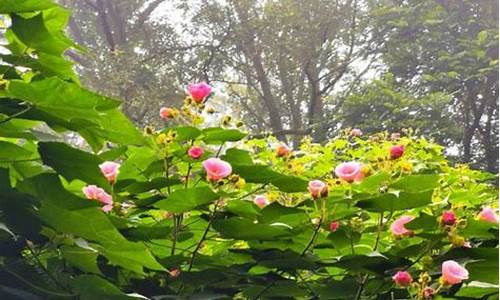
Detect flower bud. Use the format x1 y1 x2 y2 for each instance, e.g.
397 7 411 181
392 271 412 287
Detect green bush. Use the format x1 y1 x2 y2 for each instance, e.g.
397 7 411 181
0 1 497 299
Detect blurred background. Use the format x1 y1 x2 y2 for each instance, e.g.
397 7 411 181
59 0 498 172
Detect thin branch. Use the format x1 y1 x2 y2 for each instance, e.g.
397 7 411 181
0 105 32 125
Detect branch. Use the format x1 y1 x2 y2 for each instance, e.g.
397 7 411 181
134 0 166 29
0 105 31 125
95 0 115 51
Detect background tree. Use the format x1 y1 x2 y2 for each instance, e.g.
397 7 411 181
369 0 499 171
61 0 187 126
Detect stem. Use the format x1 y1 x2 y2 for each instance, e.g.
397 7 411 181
186 203 219 272
235 183 268 201
164 158 171 195
0 105 31 125
355 211 385 300
301 216 323 256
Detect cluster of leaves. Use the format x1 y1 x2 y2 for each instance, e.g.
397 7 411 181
0 1 498 300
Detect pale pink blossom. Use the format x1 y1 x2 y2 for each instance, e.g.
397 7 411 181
478 207 498 223
390 215 414 237
99 161 120 184
335 162 363 182
308 180 328 199
202 158 232 181
254 195 269 208
187 82 212 103
82 185 113 213
442 260 468 285
350 128 363 137
392 271 412 287
188 146 204 159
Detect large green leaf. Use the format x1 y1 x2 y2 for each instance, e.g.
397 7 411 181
5 77 144 149
10 13 71 55
232 164 308 192
202 127 247 143
71 275 135 300
60 245 102 275
98 242 166 274
154 186 219 213
0 141 37 162
38 142 109 188
390 174 439 193
356 191 433 212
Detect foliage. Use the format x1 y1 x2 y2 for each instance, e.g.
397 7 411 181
0 1 498 300
371 0 499 172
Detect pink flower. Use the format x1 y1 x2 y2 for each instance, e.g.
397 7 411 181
254 195 269 208
82 185 113 213
202 158 232 181
329 221 339 232
392 271 412 287
308 180 328 199
390 133 401 140
169 268 180 278
441 260 468 285
99 161 120 184
391 215 414 237
441 210 457 226
276 144 291 157
335 162 363 182
188 146 204 159
422 287 435 299
390 145 405 159
187 82 212 103
159 107 175 119
350 128 363 137
478 207 498 223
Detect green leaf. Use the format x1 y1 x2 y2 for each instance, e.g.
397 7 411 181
10 13 71 55
455 281 498 298
98 242 166 274
154 186 219 213
38 203 126 245
202 127 247 143
60 245 102 275
0 141 36 161
5 77 144 149
225 200 260 219
38 142 109 188
390 174 439 193
0 0 56 14
353 172 391 194
406 213 436 230
232 164 308 192
212 217 293 240
71 275 135 300
172 126 202 141
221 148 253 165
356 191 433 212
